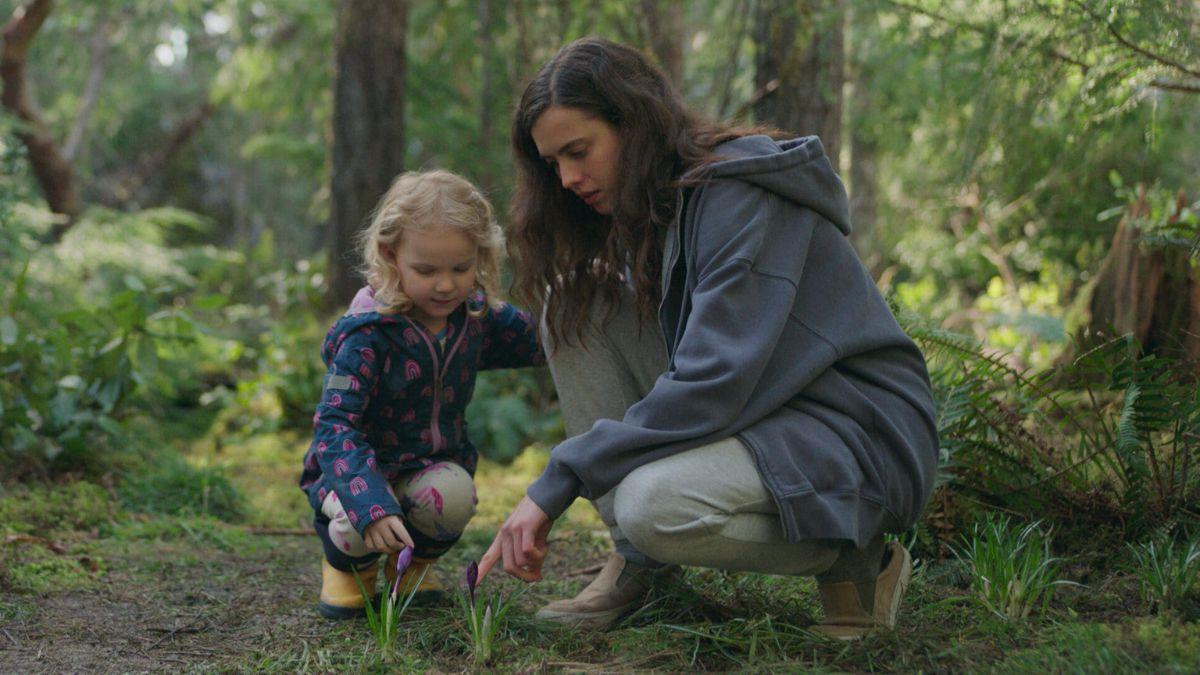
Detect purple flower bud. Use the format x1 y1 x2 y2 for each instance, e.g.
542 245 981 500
390 547 414 601
466 560 479 602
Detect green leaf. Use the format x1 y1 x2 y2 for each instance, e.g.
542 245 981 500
95 415 123 437
57 375 85 390
195 294 229 311
95 378 123 413
0 316 16 346
137 335 158 371
49 391 77 427
97 335 125 356
124 274 147 292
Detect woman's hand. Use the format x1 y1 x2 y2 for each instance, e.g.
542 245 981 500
363 514 415 553
478 495 552 583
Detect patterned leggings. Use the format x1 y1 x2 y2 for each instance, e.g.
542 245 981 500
315 461 476 572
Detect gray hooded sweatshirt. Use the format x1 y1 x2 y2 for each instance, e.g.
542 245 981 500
527 135 938 547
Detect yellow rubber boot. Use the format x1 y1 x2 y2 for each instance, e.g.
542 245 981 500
318 559 379 619
385 554 445 601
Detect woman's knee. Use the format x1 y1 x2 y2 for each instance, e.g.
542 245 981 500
612 465 696 562
396 461 477 544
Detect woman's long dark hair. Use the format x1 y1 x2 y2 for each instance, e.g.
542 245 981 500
509 37 763 348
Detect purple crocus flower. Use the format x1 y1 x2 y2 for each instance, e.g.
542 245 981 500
466 560 479 603
390 546 414 601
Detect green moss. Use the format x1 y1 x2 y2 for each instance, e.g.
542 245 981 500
103 514 259 553
1128 618 1200 670
0 481 117 535
988 618 1200 674
2 544 106 595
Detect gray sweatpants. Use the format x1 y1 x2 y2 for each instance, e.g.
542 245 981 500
543 290 884 582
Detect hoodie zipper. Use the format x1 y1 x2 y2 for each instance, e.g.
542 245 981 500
407 315 470 453
657 190 685 358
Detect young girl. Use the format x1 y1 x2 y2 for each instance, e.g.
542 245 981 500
299 170 544 619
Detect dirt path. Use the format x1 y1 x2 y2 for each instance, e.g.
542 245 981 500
0 524 629 673
1 534 326 672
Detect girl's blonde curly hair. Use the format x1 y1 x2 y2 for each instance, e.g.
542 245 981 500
359 170 504 316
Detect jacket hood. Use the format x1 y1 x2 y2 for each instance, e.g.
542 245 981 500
319 287 392 362
324 286 479 362
699 135 851 236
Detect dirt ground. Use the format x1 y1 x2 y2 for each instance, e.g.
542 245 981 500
2 534 328 672
0 524 636 673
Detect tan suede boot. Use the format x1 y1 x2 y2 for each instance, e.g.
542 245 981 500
812 541 912 641
317 559 379 620
535 554 675 629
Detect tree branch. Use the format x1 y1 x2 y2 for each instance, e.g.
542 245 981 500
2 0 84 240
64 17 114 162
1151 78 1200 94
99 100 216 207
1071 0 1200 80
877 0 1090 70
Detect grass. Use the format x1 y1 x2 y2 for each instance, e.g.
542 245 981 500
952 516 1072 620
3 411 1200 671
1128 536 1200 617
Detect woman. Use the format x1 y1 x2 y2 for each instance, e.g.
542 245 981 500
479 37 938 640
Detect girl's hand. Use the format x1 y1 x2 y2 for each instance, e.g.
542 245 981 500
364 515 415 553
478 495 552 583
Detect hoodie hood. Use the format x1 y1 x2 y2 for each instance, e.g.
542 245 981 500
320 287 394 364
699 135 851 236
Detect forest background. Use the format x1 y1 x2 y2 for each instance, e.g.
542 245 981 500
1 0 1198 671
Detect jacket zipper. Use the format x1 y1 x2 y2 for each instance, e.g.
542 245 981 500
408 315 470 452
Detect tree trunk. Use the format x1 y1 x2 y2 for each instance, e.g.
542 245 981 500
478 0 496 194
329 0 409 308
638 0 685 89
1081 186 1200 368
753 0 845 164
2 0 83 240
846 0 879 269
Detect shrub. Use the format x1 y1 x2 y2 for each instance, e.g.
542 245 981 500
906 309 1200 543
466 368 561 464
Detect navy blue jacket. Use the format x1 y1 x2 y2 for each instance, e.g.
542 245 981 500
300 287 545 535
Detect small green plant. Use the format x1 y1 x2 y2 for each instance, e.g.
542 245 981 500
458 560 524 666
117 454 244 522
1128 536 1200 615
953 515 1072 620
357 547 426 660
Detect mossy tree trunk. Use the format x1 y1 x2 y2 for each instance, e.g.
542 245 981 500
753 0 845 164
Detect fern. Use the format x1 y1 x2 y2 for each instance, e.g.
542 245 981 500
899 309 1200 538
